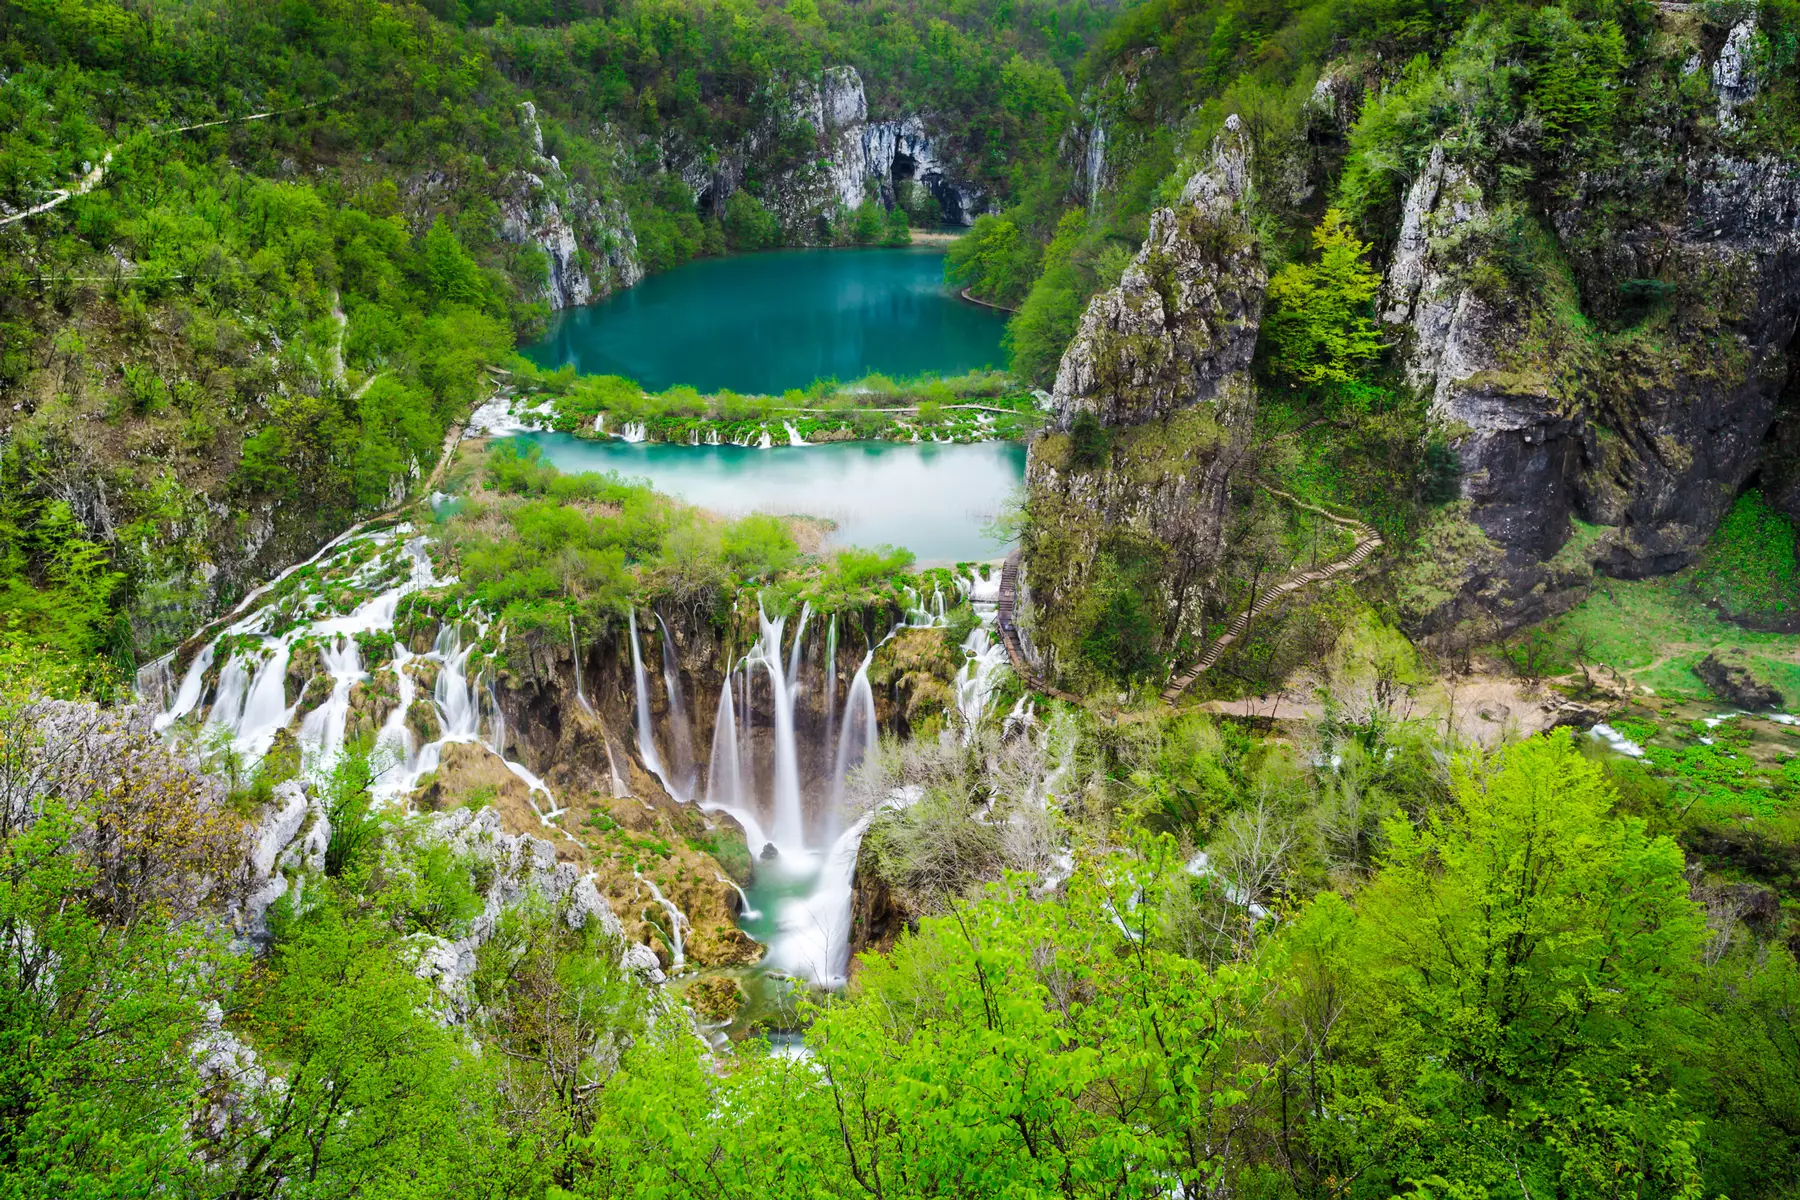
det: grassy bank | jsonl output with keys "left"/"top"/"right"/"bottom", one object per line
{"left": 498, "top": 364, "right": 1048, "bottom": 445}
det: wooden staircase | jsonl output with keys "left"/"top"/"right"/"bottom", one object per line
{"left": 995, "top": 551, "right": 1080, "bottom": 704}
{"left": 1160, "top": 485, "right": 1383, "bottom": 705}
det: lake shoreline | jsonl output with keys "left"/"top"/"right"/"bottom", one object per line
{"left": 524, "top": 246, "right": 1006, "bottom": 394}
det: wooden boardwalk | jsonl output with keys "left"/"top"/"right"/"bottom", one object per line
{"left": 995, "top": 551, "right": 1081, "bottom": 704}
{"left": 1160, "top": 485, "right": 1382, "bottom": 704}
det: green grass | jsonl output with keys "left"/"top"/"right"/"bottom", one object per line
{"left": 1538, "top": 572, "right": 1800, "bottom": 705}
{"left": 1691, "top": 490, "right": 1800, "bottom": 628}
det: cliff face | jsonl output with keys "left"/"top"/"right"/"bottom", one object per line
{"left": 671, "top": 66, "right": 991, "bottom": 232}
{"left": 498, "top": 103, "right": 644, "bottom": 311}
{"left": 1021, "top": 120, "right": 1265, "bottom": 678}
{"left": 1381, "top": 19, "right": 1800, "bottom": 642}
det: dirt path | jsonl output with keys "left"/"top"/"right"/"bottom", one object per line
{"left": 960, "top": 287, "right": 1018, "bottom": 313}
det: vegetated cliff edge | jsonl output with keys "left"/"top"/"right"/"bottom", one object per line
{"left": 1016, "top": 9, "right": 1800, "bottom": 687}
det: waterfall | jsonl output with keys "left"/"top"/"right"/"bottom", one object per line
{"left": 375, "top": 644, "right": 417, "bottom": 770}
{"left": 704, "top": 672, "right": 770, "bottom": 853}
{"left": 206, "top": 655, "right": 251, "bottom": 735}
{"left": 434, "top": 624, "right": 480, "bottom": 739}
{"left": 569, "top": 614, "right": 591, "bottom": 711}
{"left": 656, "top": 613, "right": 696, "bottom": 798}
{"left": 628, "top": 609, "right": 682, "bottom": 801}
{"left": 823, "top": 613, "right": 839, "bottom": 754}
{"left": 765, "top": 811, "right": 873, "bottom": 987}
{"left": 753, "top": 604, "right": 805, "bottom": 850}
{"left": 155, "top": 641, "right": 216, "bottom": 732}
{"left": 637, "top": 872, "right": 688, "bottom": 968}
{"left": 151, "top": 526, "right": 562, "bottom": 822}
{"left": 705, "top": 679, "right": 740, "bottom": 809}
{"left": 953, "top": 626, "right": 1010, "bottom": 744}
{"left": 297, "top": 636, "right": 361, "bottom": 763}
{"left": 831, "top": 652, "right": 879, "bottom": 813}
{"left": 717, "top": 872, "right": 760, "bottom": 921}
{"left": 786, "top": 600, "right": 812, "bottom": 688}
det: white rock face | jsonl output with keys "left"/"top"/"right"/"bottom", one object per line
{"left": 499, "top": 102, "right": 643, "bottom": 309}
{"left": 1714, "top": 19, "right": 1759, "bottom": 132}
{"left": 771, "top": 66, "right": 986, "bottom": 225}
{"left": 407, "top": 806, "right": 625, "bottom": 1010}
{"left": 1380, "top": 145, "right": 1492, "bottom": 414}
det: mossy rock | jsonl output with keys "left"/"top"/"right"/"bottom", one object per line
{"left": 684, "top": 976, "right": 746, "bottom": 1022}
{"left": 407, "top": 698, "right": 442, "bottom": 743}
{"left": 1693, "top": 649, "right": 1783, "bottom": 710}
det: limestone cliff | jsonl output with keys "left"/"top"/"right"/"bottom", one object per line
{"left": 1021, "top": 119, "right": 1265, "bottom": 680}
{"left": 499, "top": 103, "right": 644, "bottom": 311}
{"left": 1381, "top": 19, "right": 1800, "bottom": 642}
{"left": 669, "top": 66, "right": 991, "bottom": 233}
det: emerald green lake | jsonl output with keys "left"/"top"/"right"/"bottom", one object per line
{"left": 517, "top": 433, "right": 1023, "bottom": 565}
{"left": 524, "top": 248, "right": 1008, "bottom": 394}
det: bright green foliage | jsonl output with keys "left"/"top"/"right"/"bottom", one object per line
{"left": 1520, "top": 9, "right": 1627, "bottom": 154}
{"left": 1282, "top": 732, "right": 1710, "bottom": 1197}
{"left": 722, "top": 190, "right": 782, "bottom": 250}
{"left": 0, "top": 803, "right": 223, "bottom": 1198}
{"left": 577, "top": 851, "right": 1272, "bottom": 1199}
{"left": 945, "top": 213, "right": 1038, "bottom": 305}
{"left": 1692, "top": 489, "right": 1800, "bottom": 627}
{"left": 1259, "top": 210, "right": 1384, "bottom": 390}
{"left": 1005, "top": 208, "right": 1095, "bottom": 386}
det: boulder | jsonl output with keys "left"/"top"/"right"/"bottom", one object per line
{"left": 1694, "top": 649, "right": 1783, "bottom": 710}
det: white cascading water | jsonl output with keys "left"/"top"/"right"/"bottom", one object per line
{"left": 152, "top": 639, "right": 215, "bottom": 731}
{"left": 152, "top": 527, "right": 557, "bottom": 823}
{"left": 702, "top": 676, "right": 770, "bottom": 851}
{"left": 829, "top": 652, "right": 878, "bottom": 815}
{"left": 656, "top": 613, "right": 697, "bottom": 799}
{"left": 296, "top": 636, "right": 362, "bottom": 763}
{"left": 628, "top": 608, "right": 683, "bottom": 801}
{"left": 570, "top": 614, "right": 591, "bottom": 712}
{"left": 637, "top": 871, "right": 688, "bottom": 968}
{"left": 750, "top": 603, "right": 807, "bottom": 850}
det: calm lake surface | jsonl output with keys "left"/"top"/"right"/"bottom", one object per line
{"left": 524, "top": 247, "right": 1008, "bottom": 394}
{"left": 518, "top": 433, "right": 1024, "bottom": 565}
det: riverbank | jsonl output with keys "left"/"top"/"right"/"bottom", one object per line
{"left": 473, "top": 364, "right": 1049, "bottom": 445}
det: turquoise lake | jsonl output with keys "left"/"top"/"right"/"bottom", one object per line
{"left": 524, "top": 247, "right": 1009, "bottom": 394}
{"left": 517, "top": 434, "right": 1024, "bottom": 565}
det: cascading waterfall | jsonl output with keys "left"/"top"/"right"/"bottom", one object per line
{"left": 156, "top": 641, "right": 217, "bottom": 732}
{"left": 153, "top": 526, "right": 559, "bottom": 822}
{"left": 637, "top": 871, "right": 688, "bottom": 968}
{"left": 830, "top": 652, "right": 879, "bottom": 815}
{"left": 656, "top": 613, "right": 697, "bottom": 799}
{"left": 297, "top": 636, "right": 362, "bottom": 763}
{"left": 751, "top": 604, "right": 806, "bottom": 850}
{"left": 703, "top": 675, "right": 769, "bottom": 851}
{"left": 628, "top": 609, "right": 683, "bottom": 801}
{"left": 823, "top": 614, "right": 839, "bottom": 756}
{"left": 569, "top": 614, "right": 591, "bottom": 711}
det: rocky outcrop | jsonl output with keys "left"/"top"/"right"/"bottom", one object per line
{"left": 1049, "top": 119, "right": 1261, "bottom": 431}
{"left": 499, "top": 102, "right": 644, "bottom": 310}
{"left": 678, "top": 66, "right": 989, "bottom": 233}
{"left": 1694, "top": 649, "right": 1784, "bottom": 710}
{"left": 1382, "top": 23, "right": 1800, "bottom": 641}
{"left": 1022, "top": 118, "right": 1265, "bottom": 677}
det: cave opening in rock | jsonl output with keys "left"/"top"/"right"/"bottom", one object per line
{"left": 890, "top": 151, "right": 918, "bottom": 183}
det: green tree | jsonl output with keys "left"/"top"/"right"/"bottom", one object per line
{"left": 1260, "top": 209, "right": 1384, "bottom": 390}
{"left": 1276, "top": 732, "right": 1710, "bottom": 1197}
{"left": 421, "top": 216, "right": 489, "bottom": 310}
